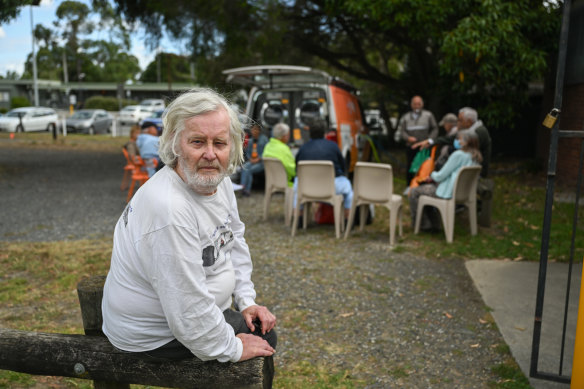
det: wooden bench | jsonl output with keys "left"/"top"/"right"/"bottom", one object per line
{"left": 0, "top": 275, "right": 274, "bottom": 389}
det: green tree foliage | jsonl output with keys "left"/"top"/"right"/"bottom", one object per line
{"left": 105, "top": 0, "right": 317, "bottom": 86}
{"left": 0, "top": 0, "right": 40, "bottom": 24}
{"left": 20, "top": 0, "right": 141, "bottom": 83}
{"left": 285, "top": 0, "right": 562, "bottom": 128}
{"left": 86, "top": 40, "right": 141, "bottom": 82}
{"left": 141, "top": 53, "right": 194, "bottom": 84}
{"left": 110, "top": 0, "right": 562, "bottom": 131}
{"left": 55, "top": 0, "right": 95, "bottom": 82}
{"left": 439, "top": 0, "right": 561, "bottom": 128}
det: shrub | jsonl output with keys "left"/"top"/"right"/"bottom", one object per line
{"left": 84, "top": 96, "right": 138, "bottom": 111}
{"left": 11, "top": 96, "right": 30, "bottom": 109}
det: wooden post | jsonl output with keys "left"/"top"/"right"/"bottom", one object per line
{"left": 77, "top": 275, "right": 129, "bottom": 389}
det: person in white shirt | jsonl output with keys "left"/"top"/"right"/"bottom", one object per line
{"left": 102, "top": 88, "right": 276, "bottom": 363}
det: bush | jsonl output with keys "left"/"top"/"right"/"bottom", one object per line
{"left": 84, "top": 96, "right": 138, "bottom": 111}
{"left": 11, "top": 96, "right": 30, "bottom": 109}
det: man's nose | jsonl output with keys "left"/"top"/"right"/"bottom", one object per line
{"left": 202, "top": 143, "right": 217, "bottom": 159}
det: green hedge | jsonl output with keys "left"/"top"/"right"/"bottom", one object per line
{"left": 84, "top": 96, "right": 138, "bottom": 111}
{"left": 11, "top": 96, "right": 31, "bottom": 109}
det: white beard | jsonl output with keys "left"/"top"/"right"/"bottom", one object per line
{"left": 180, "top": 159, "right": 227, "bottom": 195}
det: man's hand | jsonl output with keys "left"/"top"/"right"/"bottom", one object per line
{"left": 237, "top": 333, "right": 275, "bottom": 361}
{"left": 411, "top": 139, "right": 430, "bottom": 150}
{"left": 242, "top": 305, "right": 276, "bottom": 335}
{"left": 406, "top": 136, "right": 417, "bottom": 146}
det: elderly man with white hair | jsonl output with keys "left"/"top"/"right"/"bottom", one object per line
{"left": 262, "top": 122, "right": 296, "bottom": 187}
{"left": 457, "top": 107, "right": 491, "bottom": 178}
{"left": 102, "top": 88, "right": 277, "bottom": 364}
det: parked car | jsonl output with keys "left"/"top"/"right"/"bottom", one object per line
{"left": 139, "top": 109, "right": 164, "bottom": 135}
{"left": 139, "top": 99, "right": 165, "bottom": 112}
{"left": 223, "top": 65, "right": 366, "bottom": 173}
{"left": 118, "top": 105, "right": 153, "bottom": 126}
{"left": 66, "top": 109, "right": 113, "bottom": 135}
{"left": 0, "top": 107, "right": 59, "bottom": 133}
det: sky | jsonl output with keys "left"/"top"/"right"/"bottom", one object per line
{"left": 0, "top": 0, "right": 182, "bottom": 78}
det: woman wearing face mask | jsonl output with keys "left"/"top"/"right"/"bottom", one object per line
{"left": 409, "top": 130, "right": 482, "bottom": 231}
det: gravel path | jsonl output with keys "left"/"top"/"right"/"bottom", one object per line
{"left": 0, "top": 143, "right": 512, "bottom": 387}
{"left": 0, "top": 144, "right": 126, "bottom": 241}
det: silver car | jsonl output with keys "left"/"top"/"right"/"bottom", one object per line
{"left": 0, "top": 107, "right": 59, "bottom": 133}
{"left": 66, "top": 109, "right": 113, "bottom": 135}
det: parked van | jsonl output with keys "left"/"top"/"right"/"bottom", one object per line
{"left": 223, "top": 65, "right": 366, "bottom": 173}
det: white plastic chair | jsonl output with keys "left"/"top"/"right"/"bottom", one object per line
{"left": 344, "top": 162, "right": 403, "bottom": 245}
{"left": 263, "top": 157, "right": 293, "bottom": 225}
{"left": 291, "top": 161, "right": 344, "bottom": 239}
{"left": 414, "top": 165, "right": 482, "bottom": 243}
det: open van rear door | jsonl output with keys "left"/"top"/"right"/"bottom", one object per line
{"left": 223, "top": 65, "right": 332, "bottom": 88}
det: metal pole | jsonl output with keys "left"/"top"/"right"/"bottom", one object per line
{"left": 530, "top": 0, "right": 572, "bottom": 381}
{"left": 30, "top": 6, "right": 39, "bottom": 107}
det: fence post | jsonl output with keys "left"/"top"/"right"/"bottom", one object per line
{"left": 77, "top": 276, "right": 129, "bottom": 389}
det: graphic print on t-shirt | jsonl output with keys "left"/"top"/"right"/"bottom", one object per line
{"left": 201, "top": 214, "right": 234, "bottom": 268}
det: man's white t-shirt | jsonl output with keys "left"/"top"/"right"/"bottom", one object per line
{"left": 102, "top": 166, "right": 256, "bottom": 362}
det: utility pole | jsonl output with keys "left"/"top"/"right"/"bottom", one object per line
{"left": 30, "top": 5, "right": 39, "bottom": 107}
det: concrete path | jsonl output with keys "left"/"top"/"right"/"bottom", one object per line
{"left": 466, "top": 260, "right": 581, "bottom": 389}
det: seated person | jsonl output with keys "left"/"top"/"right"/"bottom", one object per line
{"left": 136, "top": 121, "right": 160, "bottom": 177}
{"left": 409, "top": 130, "right": 482, "bottom": 231}
{"left": 294, "top": 119, "right": 353, "bottom": 220}
{"left": 457, "top": 107, "right": 491, "bottom": 178}
{"left": 125, "top": 125, "right": 141, "bottom": 161}
{"left": 262, "top": 123, "right": 295, "bottom": 187}
{"left": 240, "top": 124, "right": 268, "bottom": 196}
{"left": 102, "top": 88, "right": 276, "bottom": 363}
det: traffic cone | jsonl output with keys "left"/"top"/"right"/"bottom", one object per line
{"left": 9, "top": 133, "right": 14, "bottom": 140}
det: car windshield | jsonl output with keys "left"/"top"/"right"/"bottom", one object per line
{"left": 6, "top": 111, "right": 28, "bottom": 118}
{"left": 71, "top": 111, "right": 92, "bottom": 119}
{"left": 150, "top": 111, "right": 164, "bottom": 118}
{"left": 122, "top": 107, "right": 136, "bottom": 112}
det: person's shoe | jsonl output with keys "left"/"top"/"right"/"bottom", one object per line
{"left": 242, "top": 190, "right": 251, "bottom": 197}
